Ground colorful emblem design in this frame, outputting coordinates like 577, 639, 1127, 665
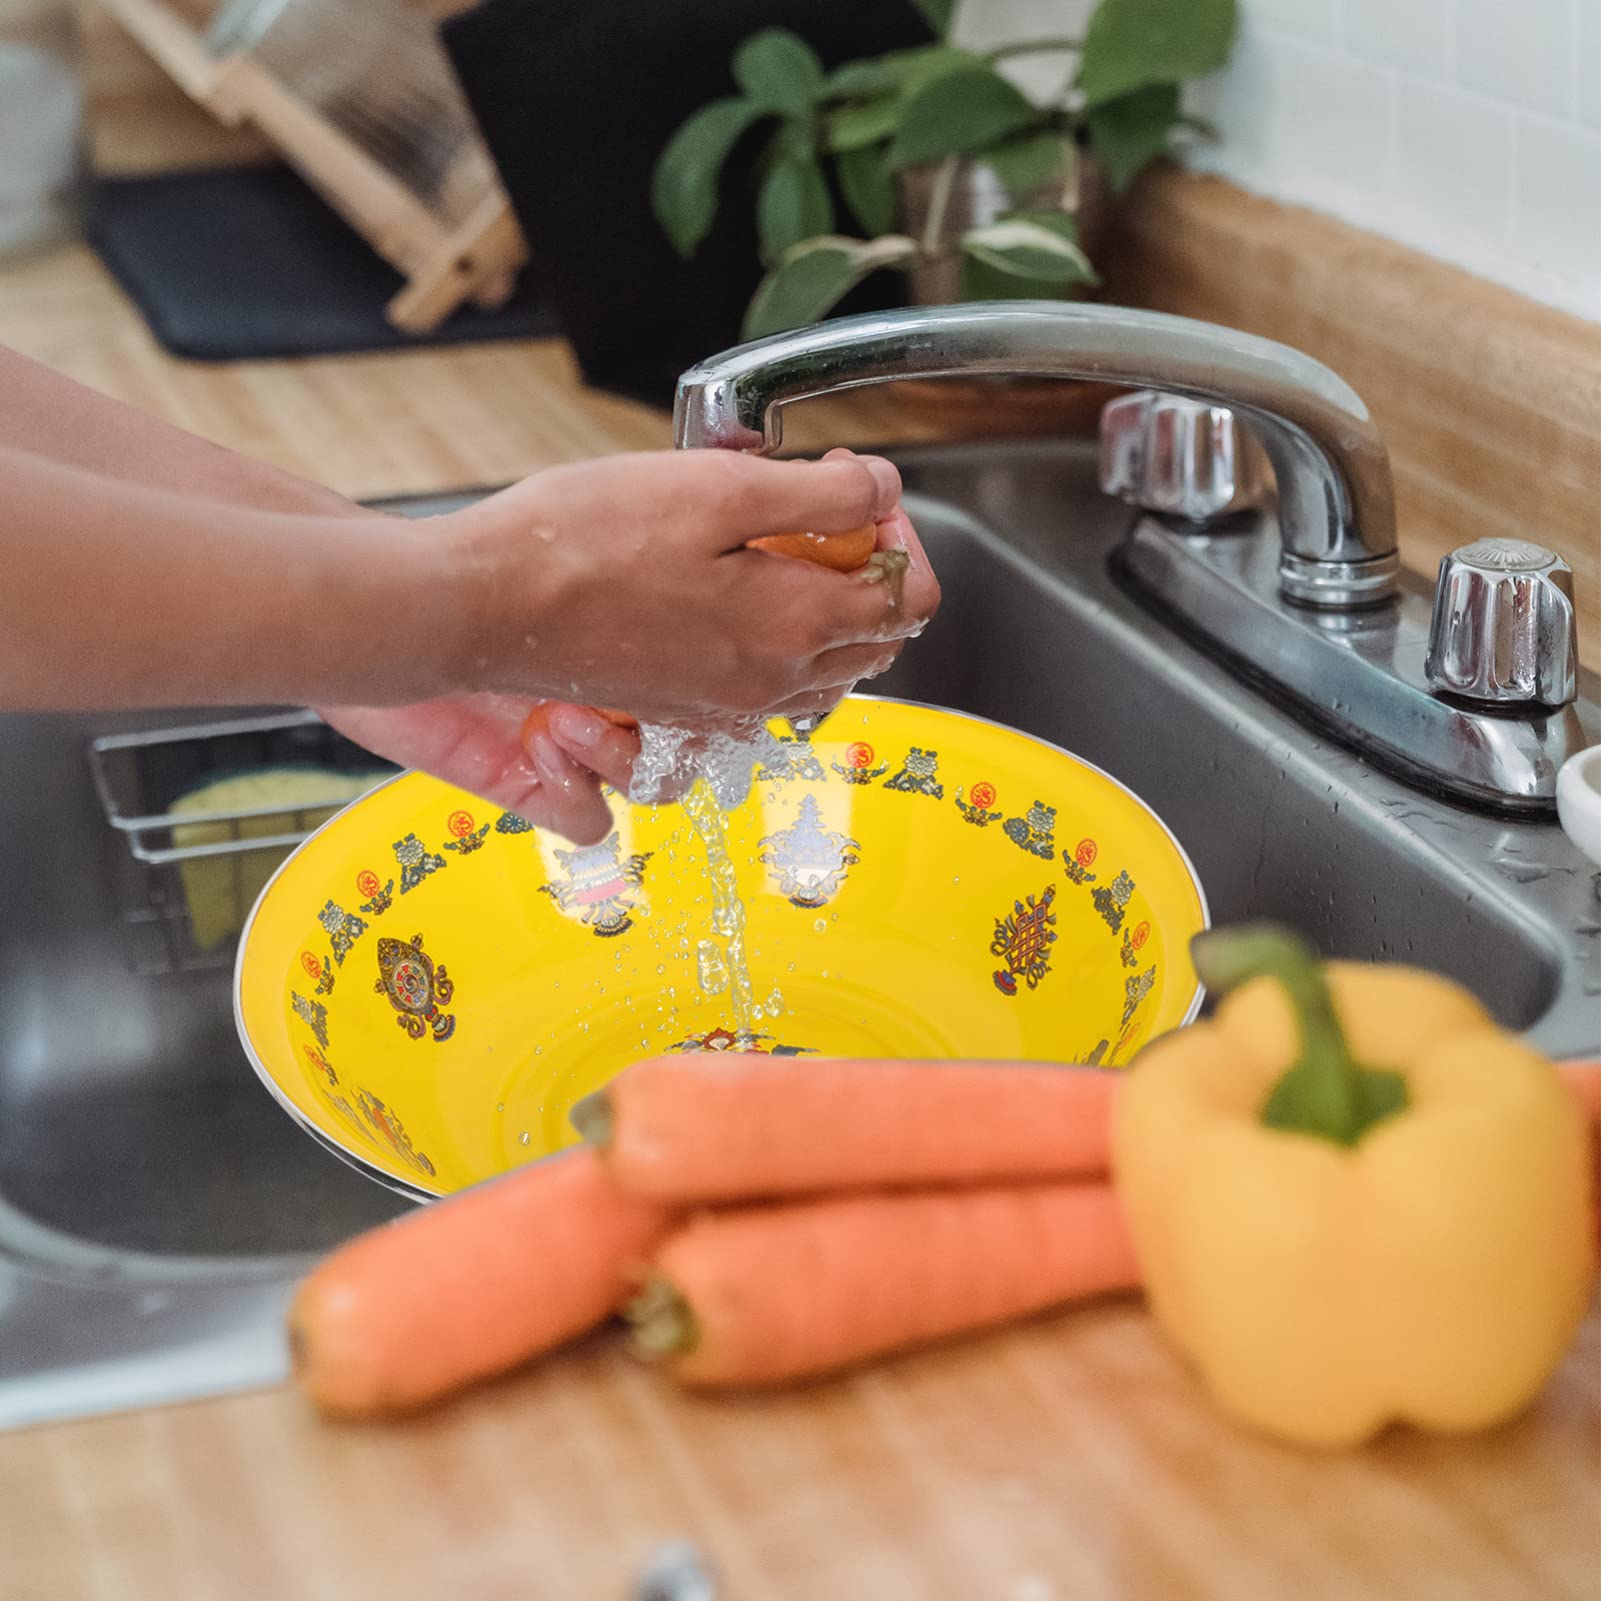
356, 869, 394, 916
494, 810, 534, 835
758, 794, 861, 909
833, 741, 887, 785
954, 781, 1003, 826
443, 809, 490, 855
758, 734, 827, 784
1063, 837, 1099, 885
540, 832, 652, 937
393, 832, 446, 894
303, 1044, 337, 1086
1004, 800, 1057, 859
1092, 869, 1136, 933
301, 951, 334, 995
1120, 919, 1151, 968
324, 1087, 436, 1177
990, 884, 1058, 995
318, 900, 368, 965
667, 1026, 817, 1056
374, 933, 457, 1042
291, 991, 330, 1049
1122, 965, 1157, 1026
883, 746, 944, 798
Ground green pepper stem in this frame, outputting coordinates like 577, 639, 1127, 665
1191, 925, 1407, 1146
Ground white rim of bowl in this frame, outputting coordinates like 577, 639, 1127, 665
233, 694, 1213, 1201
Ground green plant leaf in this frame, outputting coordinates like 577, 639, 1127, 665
742, 234, 919, 339
733, 27, 826, 117
652, 96, 764, 259
835, 142, 897, 236
907, 0, 957, 40
825, 59, 898, 99
1084, 82, 1181, 190
1079, 0, 1237, 107
980, 128, 1068, 198
889, 67, 1042, 168
827, 95, 904, 152
757, 152, 835, 261
1007, 207, 1080, 243
960, 217, 1098, 283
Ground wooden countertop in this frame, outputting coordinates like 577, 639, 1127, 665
2, 237, 1598, 1601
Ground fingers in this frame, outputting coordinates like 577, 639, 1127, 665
874, 501, 941, 632
540, 702, 642, 792
674, 450, 901, 551
521, 724, 618, 845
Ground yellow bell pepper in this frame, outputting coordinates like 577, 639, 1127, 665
1114, 926, 1596, 1449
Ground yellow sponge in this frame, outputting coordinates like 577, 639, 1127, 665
171, 767, 387, 951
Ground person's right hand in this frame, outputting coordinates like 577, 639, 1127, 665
436, 447, 939, 727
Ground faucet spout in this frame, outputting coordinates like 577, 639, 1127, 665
674, 302, 1399, 608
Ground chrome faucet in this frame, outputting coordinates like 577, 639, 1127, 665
674, 301, 1401, 608
673, 301, 1589, 813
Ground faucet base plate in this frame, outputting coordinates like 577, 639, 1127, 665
1114, 515, 1593, 816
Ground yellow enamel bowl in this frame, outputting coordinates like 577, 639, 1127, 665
235, 697, 1208, 1200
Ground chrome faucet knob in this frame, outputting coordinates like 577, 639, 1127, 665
1098, 391, 1271, 522
1425, 537, 1578, 705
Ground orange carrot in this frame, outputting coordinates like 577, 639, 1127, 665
575, 1054, 1117, 1203
289, 1148, 673, 1417
749, 522, 877, 571
627, 1182, 1137, 1388
1559, 1059, 1601, 1126
520, 702, 638, 750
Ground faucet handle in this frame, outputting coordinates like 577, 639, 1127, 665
1425, 537, 1578, 706
1098, 391, 1272, 523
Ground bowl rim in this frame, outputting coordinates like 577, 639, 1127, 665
233, 693, 1212, 1202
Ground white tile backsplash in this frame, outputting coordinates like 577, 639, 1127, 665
1341, 0, 1451, 77
1455, 0, 1576, 117
1515, 115, 1601, 283
1394, 79, 1515, 239
1580, 0, 1601, 130
953, 0, 1601, 319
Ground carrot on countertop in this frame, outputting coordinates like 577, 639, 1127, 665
572, 1054, 1118, 1204
626, 1181, 1137, 1388
289, 1148, 674, 1419
1559, 1059, 1601, 1124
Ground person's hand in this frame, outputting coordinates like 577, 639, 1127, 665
438, 447, 939, 725
323, 448, 939, 845
319, 695, 640, 846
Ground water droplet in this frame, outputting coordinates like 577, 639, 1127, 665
656, 963, 666, 975
518, 1130, 531, 1146
766, 986, 784, 1016
496, 1102, 504, 1113
814, 918, 827, 933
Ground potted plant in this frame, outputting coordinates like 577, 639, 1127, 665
653, 0, 1236, 352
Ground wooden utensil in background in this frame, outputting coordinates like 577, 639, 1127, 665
89, 0, 524, 330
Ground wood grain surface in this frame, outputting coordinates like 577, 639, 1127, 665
4, 1302, 1597, 1601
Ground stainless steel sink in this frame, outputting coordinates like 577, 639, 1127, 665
3, 438, 1596, 1429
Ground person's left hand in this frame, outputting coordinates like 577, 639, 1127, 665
320, 695, 642, 846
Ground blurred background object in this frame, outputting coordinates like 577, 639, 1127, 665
440, 0, 938, 403
0, 0, 85, 259
90, 0, 525, 330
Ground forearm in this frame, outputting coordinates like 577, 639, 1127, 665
1, 446, 463, 711
0, 344, 366, 519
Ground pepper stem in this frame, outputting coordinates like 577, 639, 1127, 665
1191, 925, 1408, 1147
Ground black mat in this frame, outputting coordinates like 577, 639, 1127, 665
88, 162, 560, 363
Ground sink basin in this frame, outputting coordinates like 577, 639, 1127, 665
3, 438, 1596, 1429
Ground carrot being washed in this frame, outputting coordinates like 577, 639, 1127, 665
573, 1054, 1117, 1203
627, 1181, 1137, 1388
289, 1148, 673, 1418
